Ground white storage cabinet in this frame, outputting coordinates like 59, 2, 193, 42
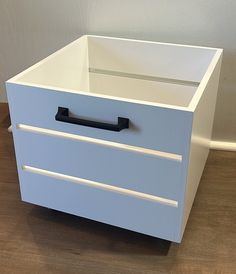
6, 35, 222, 242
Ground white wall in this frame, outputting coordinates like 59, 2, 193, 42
0, 0, 235, 142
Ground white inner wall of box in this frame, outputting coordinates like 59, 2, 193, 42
16, 67, 199, 107
10, 35, 218, 108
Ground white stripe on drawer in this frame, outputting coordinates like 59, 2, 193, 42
22, 165, 178, 207
16, 124, 182, 162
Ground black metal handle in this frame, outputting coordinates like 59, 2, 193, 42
55, 107, 129, 132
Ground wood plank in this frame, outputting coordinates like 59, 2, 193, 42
0, 103, 10, 128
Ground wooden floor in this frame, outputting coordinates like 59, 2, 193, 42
0, 103, 235, 274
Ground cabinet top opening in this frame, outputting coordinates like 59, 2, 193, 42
7, 35, 222, 111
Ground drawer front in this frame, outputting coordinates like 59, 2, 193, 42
14, 129, 182, 202
19, 169, 181, 242
7, 83, 192, 156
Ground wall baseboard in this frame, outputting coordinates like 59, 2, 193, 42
210, 141, 236, 152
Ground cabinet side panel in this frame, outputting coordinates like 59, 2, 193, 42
181, 55, 222, 236
87, 36, 216, 83
13, 36, 89, 92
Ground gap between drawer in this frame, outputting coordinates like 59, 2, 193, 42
22, 165, 178, 207
16, 124, 182, 162
89, 68, 200, 87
